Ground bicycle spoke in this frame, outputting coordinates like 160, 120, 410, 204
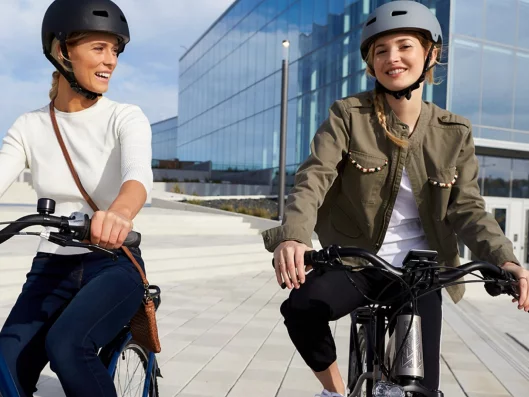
114, 346, 149, 397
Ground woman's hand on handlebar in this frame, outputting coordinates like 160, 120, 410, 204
273, 241, 312, 289
90, 210, 133, 250
502, 261, 529, 311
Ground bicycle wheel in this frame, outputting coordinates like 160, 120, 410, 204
357, 327, 370, 397
113, 340, 159, 397
348, 325, 370, 397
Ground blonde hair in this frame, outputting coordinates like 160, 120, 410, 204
48, 32, 91, 101
365, 32, 443, 148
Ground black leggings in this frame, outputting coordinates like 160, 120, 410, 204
280, 267, 442, 390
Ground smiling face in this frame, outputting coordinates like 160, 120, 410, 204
369, 32, 436, 92
63, 32, 120, 94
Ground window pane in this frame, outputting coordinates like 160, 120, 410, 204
300, 0, 314, 57
518, 1, 529, 49
245, 117, 254, 169
480, 127, 511, 141
287, 98, 297, 165
450, 39, 481, 125
479, 156, 511, 197
514, 53, 529, 130
313, 0, 328, 49
254, 112, 265, 168
512, 159, 529, 198
513, 132, 529, 144
287, 0, 301, 61
481, 45, 514, 128
485, 0, 517, 45
329, 0, 344, 40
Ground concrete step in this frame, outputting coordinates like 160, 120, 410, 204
0, 244, 268, 272
0, 244, 271, 283
0, 244, 273, 304
0, 182, 37, 204
1, 209, 259, 236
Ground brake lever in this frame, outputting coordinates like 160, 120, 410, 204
45, 232, 119, 260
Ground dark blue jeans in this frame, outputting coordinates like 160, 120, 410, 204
0, 248, 145, 397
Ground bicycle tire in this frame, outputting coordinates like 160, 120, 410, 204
113, 340, 159, 397
348, 325, 371, 397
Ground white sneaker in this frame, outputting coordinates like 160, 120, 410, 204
315, 380, 348, 397
315, 390, 344, 397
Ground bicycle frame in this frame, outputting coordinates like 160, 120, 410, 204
0, 353, 19, 397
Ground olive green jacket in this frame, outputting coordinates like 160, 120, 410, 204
262, 90, 518, 303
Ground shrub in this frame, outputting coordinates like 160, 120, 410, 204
172, 183, 182, 193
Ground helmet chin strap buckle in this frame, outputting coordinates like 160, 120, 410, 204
69, 81, 100, 101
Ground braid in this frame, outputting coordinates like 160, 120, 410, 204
373, 89, 408, 148
49, 71, 60, 101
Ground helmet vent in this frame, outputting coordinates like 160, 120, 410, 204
366, 17, 376, 27
120, 15, 127, 23
93, 10, 109, 18
392, 10, 407, 16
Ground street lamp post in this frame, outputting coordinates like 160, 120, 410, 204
278, 39, 290, 221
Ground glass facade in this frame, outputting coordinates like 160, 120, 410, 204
477, 154, 529, 198
152, 116, 178, 160
177, 0, 449, 171
448, 0, 529, 142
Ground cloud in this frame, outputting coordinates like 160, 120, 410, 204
0, 0, 235, 140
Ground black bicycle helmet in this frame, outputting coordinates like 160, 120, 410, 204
42, 0, 130, 100
360, 1, 443, 100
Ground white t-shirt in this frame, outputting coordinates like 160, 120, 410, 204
377, 168, 430, 268
0, 97, 153, 255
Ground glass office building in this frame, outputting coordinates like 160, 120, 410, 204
175, 0, 529, 197
177, 0, 451, 173
152, 116, 178, 160
173, 0, 529, 265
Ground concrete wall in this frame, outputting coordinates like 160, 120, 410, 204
153, 169, 210, 182
211, 168, 274, 186
154, 182, 272, 196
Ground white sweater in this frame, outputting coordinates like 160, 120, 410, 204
0, 97, 153, 255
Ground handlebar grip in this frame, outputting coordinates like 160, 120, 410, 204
123, 231, 141, 248
304, 250, 314, 266
272, 251, 317, 290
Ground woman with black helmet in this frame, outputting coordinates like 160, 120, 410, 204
0, 0, 152, 396
262, 1, 529, 395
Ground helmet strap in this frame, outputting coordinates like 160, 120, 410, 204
375, 45, 435, 100
44, 39, 101, 101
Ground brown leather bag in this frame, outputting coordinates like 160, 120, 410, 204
49, 101, 161, 353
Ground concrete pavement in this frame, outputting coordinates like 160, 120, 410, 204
1, 202, 528, 396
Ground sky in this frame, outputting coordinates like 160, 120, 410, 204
0, 0, 235, 140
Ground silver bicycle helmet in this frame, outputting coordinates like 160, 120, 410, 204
360, 1, 443, 100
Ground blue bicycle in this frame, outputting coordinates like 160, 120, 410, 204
0, 198, 161, 397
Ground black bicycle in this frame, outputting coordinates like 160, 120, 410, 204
0, 198, 162, 397
275, 245, 520, 397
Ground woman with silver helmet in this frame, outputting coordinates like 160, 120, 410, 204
263, 1, 528, 395
0, 0, 153, 396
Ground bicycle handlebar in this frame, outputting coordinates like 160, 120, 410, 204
0, 211, 141, 255
273, 246, 518, 299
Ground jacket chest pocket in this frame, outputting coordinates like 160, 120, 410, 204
342, 150, 389, 205
428, 166, 458, 221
